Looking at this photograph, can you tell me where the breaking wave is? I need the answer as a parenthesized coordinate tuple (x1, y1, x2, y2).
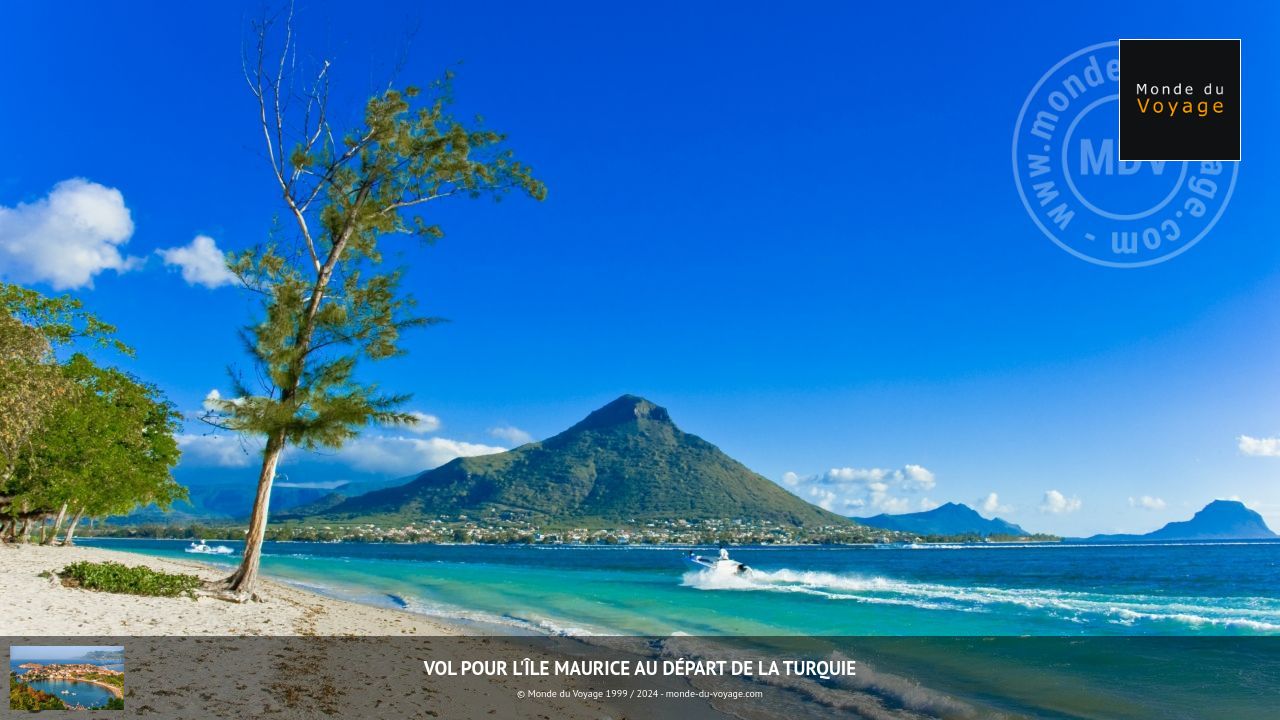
(682, 568, 1280, 633)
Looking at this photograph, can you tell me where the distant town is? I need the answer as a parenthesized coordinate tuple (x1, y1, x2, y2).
(17, 663, 123, 683)
(86, 514, 1061, 546)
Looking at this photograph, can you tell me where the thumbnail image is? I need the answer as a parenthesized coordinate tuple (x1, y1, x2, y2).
(9, 646, 124, 712)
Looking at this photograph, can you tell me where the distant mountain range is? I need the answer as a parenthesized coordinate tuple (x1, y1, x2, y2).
(120, 475, 409, 523)
(856, 502, 1029, 537)
(1084, 500, 1277, 542)
(292, 395, 851, 527)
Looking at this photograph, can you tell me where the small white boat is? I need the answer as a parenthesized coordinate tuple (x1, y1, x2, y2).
(185, 539, 234, 555)
(684, 548, 752, 576)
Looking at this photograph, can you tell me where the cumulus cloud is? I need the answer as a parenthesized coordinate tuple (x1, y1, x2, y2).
(782, 464, 938, 515)
(1040, 490, 1082, 514)
(488, 425, 534, 445)
(402, 411, 442, 434)
(1128, 495, 1167, 510)
(201, 388, 246, 413)
(324, 435, 506, 475)
(157, 235, 235, 288)
(1239, 435, 1280, 457)
(978, 492, 1012, 515)
(176, 433, 263, 468)
(0, 178, 138, 289)
(177, 429, 505, 477)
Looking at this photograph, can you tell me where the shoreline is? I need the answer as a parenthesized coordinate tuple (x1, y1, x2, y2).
(0, 543, 720, 718)
(0, 543, 469, 636)
(17, 675, 124, 700)
(71, 676, 124, 699)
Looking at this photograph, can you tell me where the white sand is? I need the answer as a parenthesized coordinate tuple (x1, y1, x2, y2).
(0, 542, 728, 718)
(0, 542, 463, 636)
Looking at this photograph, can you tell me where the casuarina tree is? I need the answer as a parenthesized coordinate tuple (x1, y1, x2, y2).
(203, 8, 544, 598)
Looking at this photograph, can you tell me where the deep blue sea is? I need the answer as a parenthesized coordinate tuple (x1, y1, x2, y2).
(80, 538, 1280, 636)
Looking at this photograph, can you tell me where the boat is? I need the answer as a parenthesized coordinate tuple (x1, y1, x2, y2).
(185, 539, 234, 555)
(684, 548, 752, 576)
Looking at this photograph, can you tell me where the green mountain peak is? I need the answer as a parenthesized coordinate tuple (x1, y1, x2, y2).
(304, 395, 847, 528)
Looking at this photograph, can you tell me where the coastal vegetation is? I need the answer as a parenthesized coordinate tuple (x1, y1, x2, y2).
(0, 283, 185, 545)
(198, 9, 544, 598)
(58, 560, 201, 598)
(9, 672, 66, 711)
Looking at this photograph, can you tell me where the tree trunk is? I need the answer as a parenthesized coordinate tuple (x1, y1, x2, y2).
(43, 503, 68, 545)
(224, 430, 287, 597)
(63, 508, 86, 546)
(19, 517, 32, 543)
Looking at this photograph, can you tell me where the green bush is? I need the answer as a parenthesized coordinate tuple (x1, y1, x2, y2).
(10, 672, 67, 711)
(58, 561, 201, 598)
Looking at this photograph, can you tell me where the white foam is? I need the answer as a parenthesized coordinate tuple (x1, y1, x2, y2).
(681, 567, 1280, 633)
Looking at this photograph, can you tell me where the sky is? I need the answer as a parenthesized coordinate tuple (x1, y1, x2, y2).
(2, 1, 1278, 535)
(10, 646, 123, 663)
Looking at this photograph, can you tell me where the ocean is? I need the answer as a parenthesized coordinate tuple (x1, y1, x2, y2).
(79, 538, 1280, 637)
(66, 539, 1280, 717)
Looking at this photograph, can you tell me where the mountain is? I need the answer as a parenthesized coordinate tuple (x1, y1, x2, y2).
(300, 394, 850, 527)
(1085, 500, 1277, 542)
(855, 502, 1029, 537)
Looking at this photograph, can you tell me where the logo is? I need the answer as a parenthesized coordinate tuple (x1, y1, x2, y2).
(1119, 39, 1240, 161)
(1012, 42, 1237, 268)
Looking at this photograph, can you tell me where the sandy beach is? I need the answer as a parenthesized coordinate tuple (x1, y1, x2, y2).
(0, 542, 464, 636)
(1, 542, 711, 719)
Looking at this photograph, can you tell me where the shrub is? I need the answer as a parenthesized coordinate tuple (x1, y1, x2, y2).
(10, 672, 68, 711)
(58, 561, 201, 598)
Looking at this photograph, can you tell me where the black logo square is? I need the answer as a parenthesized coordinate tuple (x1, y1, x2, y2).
(1119, 39, 1240, 161)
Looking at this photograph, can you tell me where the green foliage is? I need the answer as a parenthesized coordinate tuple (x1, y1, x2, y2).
(0, 311, 67, 478)
(209, 74, 544, 452)
(2, 284, 181, 537)
(82, 672, 124, 688)
(319, 395, 851, 528)
(96, 697, 126, 710)
(9, 672, 67, 711)
(4, 353, 185, 531)
(0, 282, 131, 355)
(58, 561, 201, 598)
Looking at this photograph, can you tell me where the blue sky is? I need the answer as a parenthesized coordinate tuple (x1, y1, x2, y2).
(10, 646, 123, 662)
(2, 1, 1278, 535)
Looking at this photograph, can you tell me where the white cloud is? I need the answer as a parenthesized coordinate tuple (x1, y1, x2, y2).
(488, 425, 534, 445)
(177, 426, 504, 476)
(1239, 435, 1280, 457)
(1128, 495, 1167, 510)
(201, 388, 246, 412)
(176, 433, 263, 468)
(1040, 490, 1082, 514)
(324, 435, 506, 475)
(782, 464, 938, 515)
(978, 492, 1012, 515)
(404, 411, 442, 434)
(0, 178, 138, 289)
(157, 235, 235, 288)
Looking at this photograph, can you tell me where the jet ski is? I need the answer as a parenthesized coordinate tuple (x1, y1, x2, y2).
(684, 548, 752, 576)
(185, 539, 234, 555)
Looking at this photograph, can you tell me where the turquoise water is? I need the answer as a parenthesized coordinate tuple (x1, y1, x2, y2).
(17, 678, 116, 709)
(82, 539, 1280, 636)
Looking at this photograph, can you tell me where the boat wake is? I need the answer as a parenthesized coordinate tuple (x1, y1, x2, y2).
(682, 567, 1280, 633)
